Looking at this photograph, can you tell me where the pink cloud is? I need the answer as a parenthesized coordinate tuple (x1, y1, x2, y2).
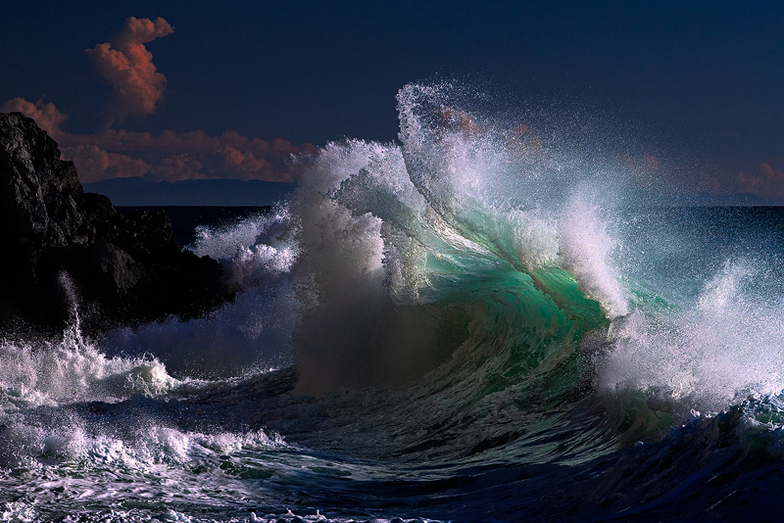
(85, 17, 173, 119)
(2, 17, 317, 185)
(737, 162, 784, 199)
(149, 153, 205, 182)
(4, 97, 317, 183)
(0, 97, 67, 137)
(691, 159, 784, 200)
(220, 147, 273, 181)
(65, 144, 150, 183)
(697, 170, 723, 195)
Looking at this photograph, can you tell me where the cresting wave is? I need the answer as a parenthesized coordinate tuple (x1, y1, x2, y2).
(3, 81, 784, 521)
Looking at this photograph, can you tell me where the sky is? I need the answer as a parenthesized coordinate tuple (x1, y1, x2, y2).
(2, 1, 784, 202)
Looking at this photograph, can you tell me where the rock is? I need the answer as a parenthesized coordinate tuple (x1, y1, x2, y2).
(0, 112, 233, 335)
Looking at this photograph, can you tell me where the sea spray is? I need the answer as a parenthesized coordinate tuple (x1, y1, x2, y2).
(5, 82, 784, 520)
(559, 194, 628, 318)
(249, 81, 638, 397)
(103, 208, 300, 378)
(0, 318, 178, 414)
(100, 81, 630, 393)
(288, 140, 423, 392)
(596, 258, 784, 417)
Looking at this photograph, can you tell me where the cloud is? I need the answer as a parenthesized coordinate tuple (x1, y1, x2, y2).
(737, 162, 784, 200)
(220, 147, 273, 181)
(697, 170, 723, 195)
(2, 18, 318, 185)
(85, 17, 173, 119)
(150, 154, 205, 182)
(615, 152, 662, 177)
(67, 144, 150, 183)
(4, 97, 317, 183)
(0, 97, 67, 137)
(693, 159, 784, 201)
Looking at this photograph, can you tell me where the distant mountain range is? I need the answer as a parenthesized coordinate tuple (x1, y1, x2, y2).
(83, 177, 297, 206)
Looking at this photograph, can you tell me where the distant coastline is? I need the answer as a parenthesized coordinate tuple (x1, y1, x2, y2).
(84, 177, 297, 207)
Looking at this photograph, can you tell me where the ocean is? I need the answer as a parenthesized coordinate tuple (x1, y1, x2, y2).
(2, 83, 784, 522)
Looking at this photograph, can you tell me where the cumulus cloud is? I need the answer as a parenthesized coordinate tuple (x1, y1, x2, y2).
(692, 159, 784, 202)
(150, 153, 205, 182)
(221, 147, 273, 181)
(0, 97, 67, 137)
(67, 144, 150, 183)
(697, 170, 723, 195)
(3, 97, 317, 183)
(1, 17, 318, 185)
(85, 17, 173, 119)
(737, 162, 784, 200)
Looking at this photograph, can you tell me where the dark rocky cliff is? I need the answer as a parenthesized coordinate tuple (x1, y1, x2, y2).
(0, 112, 233, 335)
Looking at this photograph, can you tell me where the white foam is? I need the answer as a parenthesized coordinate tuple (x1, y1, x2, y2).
(0, 323, 177, 412)
(0, 501, 36, 522)
(597, 258, 784, 412)
(104, 208, 302, 378)
(189, 206, 299, 290)
(0, 413, 285, 470)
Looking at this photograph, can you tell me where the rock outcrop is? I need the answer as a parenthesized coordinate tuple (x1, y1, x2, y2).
(0, 112, 233, 335)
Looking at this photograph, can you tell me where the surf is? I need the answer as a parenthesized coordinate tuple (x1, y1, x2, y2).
(4, 81, 784, 521)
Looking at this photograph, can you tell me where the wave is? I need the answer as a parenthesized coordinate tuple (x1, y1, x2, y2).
(100, 81, 784, 441)
(4, 81, 784, 520)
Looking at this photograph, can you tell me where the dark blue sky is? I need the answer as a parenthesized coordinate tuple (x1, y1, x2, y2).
(2, 1, 784, 199)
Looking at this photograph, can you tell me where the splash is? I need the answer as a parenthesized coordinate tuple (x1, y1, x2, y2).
(103, 208, 300, 377)
(596, 258, 784, 415)
(91, 81, 633, 391)
(189, 206, 299, 290)
(283, 81, 630, 392)
(559, 194, 628, 318)
(0, 322, 177, 413)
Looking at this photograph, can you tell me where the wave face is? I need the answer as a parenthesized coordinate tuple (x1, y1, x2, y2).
(4, 83, 784, 522)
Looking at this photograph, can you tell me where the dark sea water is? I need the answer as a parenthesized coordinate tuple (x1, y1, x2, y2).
(3, 83, 784, 522)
